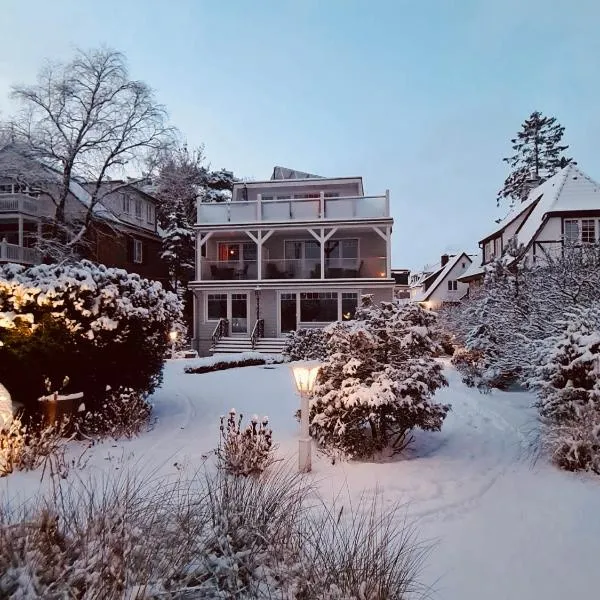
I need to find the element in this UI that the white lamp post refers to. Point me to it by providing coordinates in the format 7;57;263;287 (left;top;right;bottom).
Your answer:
0;382;12;430
291;362;321;473
169;330;178;359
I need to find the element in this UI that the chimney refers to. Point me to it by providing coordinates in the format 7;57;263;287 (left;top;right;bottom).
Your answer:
441;254;450;267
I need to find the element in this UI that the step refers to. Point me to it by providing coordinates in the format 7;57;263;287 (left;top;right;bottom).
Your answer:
212;336;287;355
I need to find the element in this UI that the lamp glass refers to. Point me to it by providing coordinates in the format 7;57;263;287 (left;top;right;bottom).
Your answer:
291;363;321;393
169;330;178;342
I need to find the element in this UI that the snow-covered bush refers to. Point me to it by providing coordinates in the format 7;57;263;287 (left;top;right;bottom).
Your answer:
282;327;328;361
184;352;284;374
0;416;70;477
216;409;274;476
78;388;153;440
0;260;181;413
540;403;600;474
0;465;429;598
310;298;450;459
532;306;600;423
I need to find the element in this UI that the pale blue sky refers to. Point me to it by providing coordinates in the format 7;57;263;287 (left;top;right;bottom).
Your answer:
1;0;599;269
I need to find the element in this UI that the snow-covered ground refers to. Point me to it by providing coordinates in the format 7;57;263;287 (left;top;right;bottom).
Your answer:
2;358;600;599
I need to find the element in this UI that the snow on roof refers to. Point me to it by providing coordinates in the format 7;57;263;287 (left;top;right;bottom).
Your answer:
414;252;472;302
456;261;485;282
482;165;600;249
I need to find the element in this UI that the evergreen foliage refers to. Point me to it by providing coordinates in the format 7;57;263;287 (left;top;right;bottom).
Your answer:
310;297;450;459
498;111;572;206
282;327;328;361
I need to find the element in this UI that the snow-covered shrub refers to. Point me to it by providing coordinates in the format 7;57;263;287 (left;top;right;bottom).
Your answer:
0;464;430;598
282;327;328;361
540;404;600;474
0;416;70;477
184;352;284;374
79;388;153;440
0;260;181;413
310;298;450;459
532;306;600;423
216;409;274;476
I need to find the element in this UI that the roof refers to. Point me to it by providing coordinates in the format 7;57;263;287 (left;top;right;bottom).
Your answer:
481;164;600;250
413;252;473;302
456;261;485;282
271;166;323;180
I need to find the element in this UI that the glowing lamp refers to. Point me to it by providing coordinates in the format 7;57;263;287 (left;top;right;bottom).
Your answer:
290;361;321;473
169;330;178;342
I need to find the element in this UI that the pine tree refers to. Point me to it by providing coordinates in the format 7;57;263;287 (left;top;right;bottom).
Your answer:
498;111;573;206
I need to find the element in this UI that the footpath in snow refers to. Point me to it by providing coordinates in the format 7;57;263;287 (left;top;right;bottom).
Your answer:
2;358;600;599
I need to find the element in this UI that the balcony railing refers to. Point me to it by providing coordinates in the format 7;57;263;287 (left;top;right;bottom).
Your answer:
197;194;389;224
0;241;41;265
199;257;388;281
0;195;39;215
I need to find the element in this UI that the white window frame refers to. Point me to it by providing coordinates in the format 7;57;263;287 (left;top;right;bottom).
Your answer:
217;241;257;263
122;194;131;214
146;203;155;224
134;198;143;219
133;239;143;264
205;291;250;324
563;218;600;244
447;280;458;292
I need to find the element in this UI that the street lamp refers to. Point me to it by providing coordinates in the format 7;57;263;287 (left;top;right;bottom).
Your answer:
290;361;321;473
169;330;178;359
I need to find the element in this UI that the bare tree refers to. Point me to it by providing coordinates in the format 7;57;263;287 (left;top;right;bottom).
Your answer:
6;47;175;257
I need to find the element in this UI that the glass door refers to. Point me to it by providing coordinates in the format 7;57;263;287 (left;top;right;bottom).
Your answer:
280;292;297;334
230;293;248;334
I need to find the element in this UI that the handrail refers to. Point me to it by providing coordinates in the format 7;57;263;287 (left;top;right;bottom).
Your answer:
211;318;229;348
250;318;265;350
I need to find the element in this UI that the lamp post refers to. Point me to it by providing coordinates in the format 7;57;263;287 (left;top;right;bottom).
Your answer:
0;382;12;430
169;330;178;359
290;362;321;473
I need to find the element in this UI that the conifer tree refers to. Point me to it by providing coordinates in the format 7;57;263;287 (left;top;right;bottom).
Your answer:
498;111;573;206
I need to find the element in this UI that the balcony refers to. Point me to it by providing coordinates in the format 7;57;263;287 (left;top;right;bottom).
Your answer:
0;195;39;216
197;194;389;225
199;257;388;281
0;241;41;265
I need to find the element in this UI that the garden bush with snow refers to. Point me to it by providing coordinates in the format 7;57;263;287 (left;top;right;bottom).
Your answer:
0;465;430;598
310;297;450;459
282;327;328;361
216;409;274;476
0;260;181;413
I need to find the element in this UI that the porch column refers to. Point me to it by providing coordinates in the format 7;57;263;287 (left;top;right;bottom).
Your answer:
320;227;325;279
18;215;23;247
386;225;391;278
197;232;213;281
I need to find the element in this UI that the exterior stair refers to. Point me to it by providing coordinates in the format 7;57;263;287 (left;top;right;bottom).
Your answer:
212;337;287;355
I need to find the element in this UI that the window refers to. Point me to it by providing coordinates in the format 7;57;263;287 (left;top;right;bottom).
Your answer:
484;240;493;262
582;219;596;244
448;280;458;291
133;239;143;264
341;292;358;320
207;294;227;320
325;239;358;259
284;240;320;260
0;183;39;197
122;194;131;214
324;192;340;198
218;242;256;262
294;192;320;200
135;198;143;219
300;292;338;322
146;203;155;224
0;184;12;194
564;219;579;243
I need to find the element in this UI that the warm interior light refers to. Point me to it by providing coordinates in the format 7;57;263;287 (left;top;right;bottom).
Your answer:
379;272;386;277
169;330;178;342
291;363;321;393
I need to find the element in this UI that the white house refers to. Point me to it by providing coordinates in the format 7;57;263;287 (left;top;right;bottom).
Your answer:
459;164;600;287
411;253;474;309
190;167;395;355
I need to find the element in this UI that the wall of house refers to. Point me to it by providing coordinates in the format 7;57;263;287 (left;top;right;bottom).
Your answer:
100;188;158;233
427;258;472;309
86;223;168;285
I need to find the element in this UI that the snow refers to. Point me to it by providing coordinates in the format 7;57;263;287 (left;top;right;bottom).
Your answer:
2;359;600;599
413;252;471;302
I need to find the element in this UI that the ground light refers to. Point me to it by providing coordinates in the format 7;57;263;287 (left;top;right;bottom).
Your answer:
169;330;178;358
290;362;321;473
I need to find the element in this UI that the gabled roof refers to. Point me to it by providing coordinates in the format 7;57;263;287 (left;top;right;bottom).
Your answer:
413;252;473;302
481;164;600;249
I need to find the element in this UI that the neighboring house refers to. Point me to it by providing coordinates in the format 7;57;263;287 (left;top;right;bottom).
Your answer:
458;164;600;288
190;166;395;355
0;145;167;285
391;268;410;299
411;253;473;310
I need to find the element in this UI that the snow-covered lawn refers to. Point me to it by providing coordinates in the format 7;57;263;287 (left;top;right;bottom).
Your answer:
3;358;600;599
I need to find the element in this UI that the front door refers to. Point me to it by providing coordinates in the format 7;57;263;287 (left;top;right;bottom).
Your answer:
280;292;297;334
230;293;248;334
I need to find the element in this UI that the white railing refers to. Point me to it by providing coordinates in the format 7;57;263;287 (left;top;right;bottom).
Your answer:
197;194;389;224
0;241;41;264
0;195;39;215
